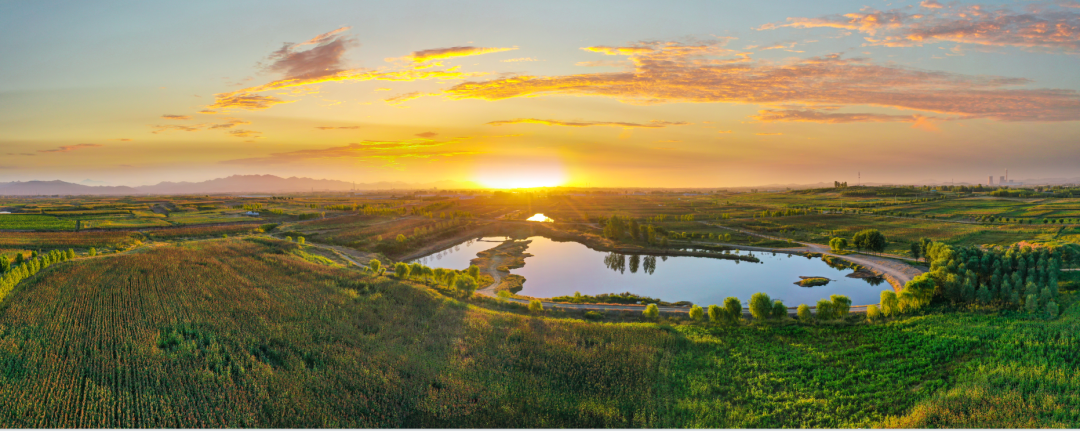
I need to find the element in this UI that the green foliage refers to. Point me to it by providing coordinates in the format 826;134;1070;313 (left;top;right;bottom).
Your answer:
643;303;659;319
749;293;772;321
880;290;898;317
688;304;704;321
866;304;882;321
394;262;410;279
367;259;381;274
816;298;834;320
707;304;724;323
829;237;847;252
852;229;887;253
88;247;96;257
771;300;787;319
453;275;477;297
797;304;812;321
527;299;543;312
830;295;852;318
723;297;742;324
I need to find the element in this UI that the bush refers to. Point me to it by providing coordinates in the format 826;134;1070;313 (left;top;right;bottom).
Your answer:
816;299;834;320
88;248;97;257
394;262;410;279
867;304;882;321
527;299;543;312
1046;300;1059;318
771;300;787;319
368;259;381;274
688;304;704;321
454;276;477;297
584;310;603;320
880;291;898;316
707;304;723;323
723;297;742;323
749;293;772;321
831;295;852;318
797;304;812;321
643;303;659;319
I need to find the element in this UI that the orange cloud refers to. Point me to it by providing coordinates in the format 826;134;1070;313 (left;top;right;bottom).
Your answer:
415;131;438;138
384;91;430;105
408;46;517;63
486;118;691;128
582;46;655;55
151;124;204;134
207;93;293;111
753;108;949;131
209;118;251;129
227;129;263;139
431;41;1080;121
38;143;104;153
764;4;1080;53
161;115;192;120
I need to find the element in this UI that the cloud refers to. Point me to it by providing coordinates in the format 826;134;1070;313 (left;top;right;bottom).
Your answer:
262;26;355;79
209;118;251;129
315;126;360;130
752;108;948;131
384;91;430;105
582;46;656;55
415;131;438;138
762;3;1080;53
756;133;783;136
112;138;133;141
161;115;192;120
501;57;538;62
221;138;475;166
486;118;691;128
151;124;204;134
430;41;1080;121
408;46;517;63
227;129;263;139
38;143;104;153
207;93;293;111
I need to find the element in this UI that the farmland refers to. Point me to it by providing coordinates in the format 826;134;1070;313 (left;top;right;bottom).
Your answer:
0;238;1077;427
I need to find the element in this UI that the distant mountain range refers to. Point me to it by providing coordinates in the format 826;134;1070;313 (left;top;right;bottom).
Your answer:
0;175;483;196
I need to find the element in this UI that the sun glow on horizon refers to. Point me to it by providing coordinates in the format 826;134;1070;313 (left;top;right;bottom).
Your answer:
474;159;567;189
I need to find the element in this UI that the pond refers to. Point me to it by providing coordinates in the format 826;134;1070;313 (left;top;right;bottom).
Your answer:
416;236;887;306
410;236;511;270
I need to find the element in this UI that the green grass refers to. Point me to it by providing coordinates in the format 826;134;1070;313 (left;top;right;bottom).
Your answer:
0;215;77;231
3;238;1079;427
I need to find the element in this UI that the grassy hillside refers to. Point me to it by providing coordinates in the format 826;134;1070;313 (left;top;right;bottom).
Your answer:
0;238;1077;427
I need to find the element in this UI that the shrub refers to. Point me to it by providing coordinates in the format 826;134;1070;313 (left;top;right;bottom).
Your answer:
368;259;381;274
749;293;772;321
1046;300;1059;318
88;248;97;257
454;276;477;297
394;262;410;279
467;265;480;280
298;237;306;245
771;300;787;319
831;295;852;318
723;297;742;323
797;304;812;321
707;304;724;323
688;304;704;321
816;299;834;320
867;304;882;321
880;291;898;316
584;310;603;320
643;303;659;319
527;299;543;312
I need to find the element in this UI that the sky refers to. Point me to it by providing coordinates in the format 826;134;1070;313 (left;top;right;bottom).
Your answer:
1;0;1079;188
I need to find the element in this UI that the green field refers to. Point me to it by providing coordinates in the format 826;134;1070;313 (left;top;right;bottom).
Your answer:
0;239;1077;427
0;215;77;231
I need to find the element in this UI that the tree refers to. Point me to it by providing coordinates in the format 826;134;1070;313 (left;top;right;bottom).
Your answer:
298;236;305;245
368;259;382;275
285;236;293;242
688;304;704;321
467;265;480;280
708;304;724;323
528;299;543;312
797;304;812;321
976;284;991;304
829;237;848;252
816;298;834;320
1047;300;1059;318
867;304;882;321
394;262;410;279
0;258;9;274
723;297;742;323
66;249;75;260
88;248;96;257
831;295;852;318
771;300;787;319
910;241;922;262
454;276;477;297
880;290;898;316
1025;294;1038;313
409;262;423;280
749;293;772;321
852;229;887;253
396;234;407;243
643;303;659;319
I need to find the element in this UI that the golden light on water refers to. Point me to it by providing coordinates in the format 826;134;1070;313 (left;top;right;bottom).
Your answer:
526;213;554;222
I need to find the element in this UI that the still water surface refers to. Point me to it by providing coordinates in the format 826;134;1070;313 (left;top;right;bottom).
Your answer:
416;236;885;306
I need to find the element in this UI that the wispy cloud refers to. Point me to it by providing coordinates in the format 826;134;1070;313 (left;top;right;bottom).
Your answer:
752;108;947;131
161;115;192;120
38;143;104;153
486;118;691;128
315;126;360;130
407;46;517;63
221;138;477;166
209;118;251;129
430;41;1080;121
151;124;204;134
761;3;1080;53
415;131;438;138
262;26;356;79
227;129;263;139
501;57;538;62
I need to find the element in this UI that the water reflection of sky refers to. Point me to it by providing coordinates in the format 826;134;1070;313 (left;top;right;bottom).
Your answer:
511;237;885;306
410;236;510;270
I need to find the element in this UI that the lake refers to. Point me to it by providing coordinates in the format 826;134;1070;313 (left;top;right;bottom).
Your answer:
416;236;887;306
410;236;512;269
